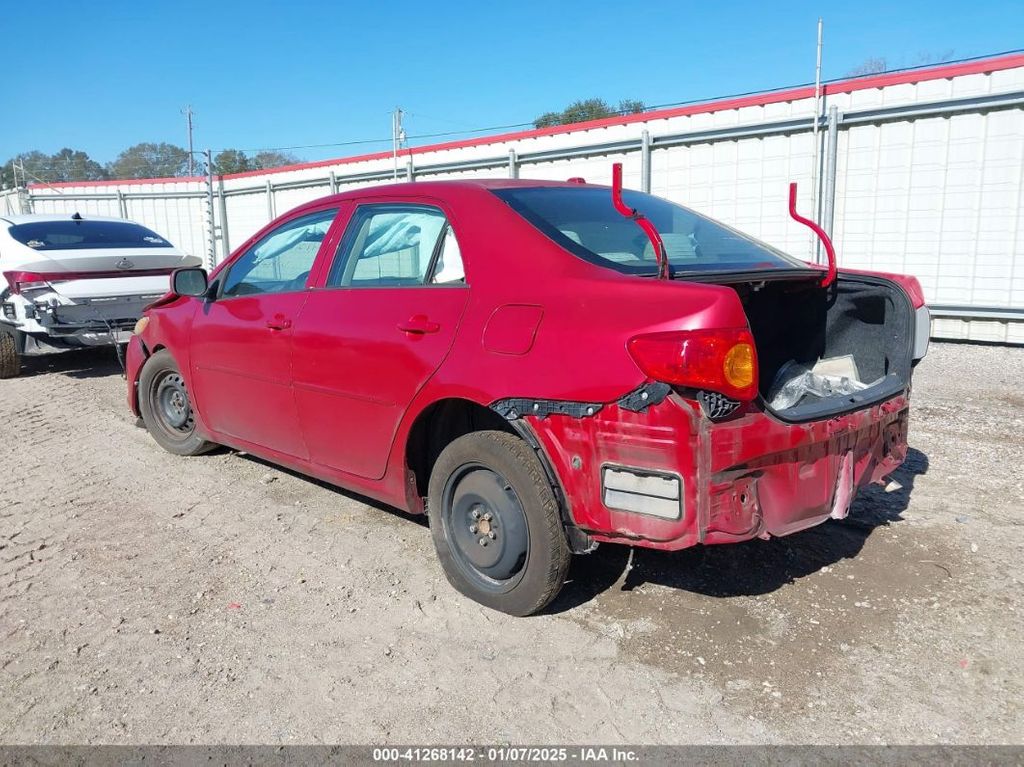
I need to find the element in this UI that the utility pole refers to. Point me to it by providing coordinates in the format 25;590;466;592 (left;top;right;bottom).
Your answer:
204;148;216;268
392;107;405;181
184;105;195;176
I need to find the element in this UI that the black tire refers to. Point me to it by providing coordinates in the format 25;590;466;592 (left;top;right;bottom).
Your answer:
0;328;20;379
138;349;215;456
427;430;571;616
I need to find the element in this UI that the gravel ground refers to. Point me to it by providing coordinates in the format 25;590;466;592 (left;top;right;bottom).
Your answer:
0;342;1021;745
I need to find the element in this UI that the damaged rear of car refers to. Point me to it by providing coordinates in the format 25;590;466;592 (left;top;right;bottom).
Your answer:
0;213;199;378
492;180;927;553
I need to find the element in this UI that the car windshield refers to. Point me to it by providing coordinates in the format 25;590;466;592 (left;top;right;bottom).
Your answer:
8;220;170;250
493;186;805;275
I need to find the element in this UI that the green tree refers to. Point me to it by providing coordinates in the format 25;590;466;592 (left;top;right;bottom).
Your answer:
106;142;193;179
533;111;563;129
534;98;646;129
250;150;298;170
212;149;298;176
617;99;646;115
2;149;108;187
49;148;109;182
212;149;252;175
2;151;49;188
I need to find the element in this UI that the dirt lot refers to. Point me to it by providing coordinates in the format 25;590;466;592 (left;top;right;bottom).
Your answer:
1;342;1022;745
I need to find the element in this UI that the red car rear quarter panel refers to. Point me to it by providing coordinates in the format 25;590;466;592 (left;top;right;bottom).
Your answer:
525;398;703;548
434;277;750;404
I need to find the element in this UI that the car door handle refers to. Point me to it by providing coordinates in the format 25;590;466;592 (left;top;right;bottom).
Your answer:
266;316;292;331
397;315;440;335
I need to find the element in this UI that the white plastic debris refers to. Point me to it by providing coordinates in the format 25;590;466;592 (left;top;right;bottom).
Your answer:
767;356;879;410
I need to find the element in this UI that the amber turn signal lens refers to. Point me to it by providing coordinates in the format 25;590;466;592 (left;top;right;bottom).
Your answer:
723;342;755;389
133;316;149;335
627;328;759;401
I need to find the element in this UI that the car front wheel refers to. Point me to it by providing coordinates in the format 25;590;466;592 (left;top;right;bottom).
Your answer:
427;430;571;616
138;349;215;456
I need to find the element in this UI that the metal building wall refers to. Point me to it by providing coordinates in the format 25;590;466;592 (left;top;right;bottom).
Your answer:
17;55;1024;342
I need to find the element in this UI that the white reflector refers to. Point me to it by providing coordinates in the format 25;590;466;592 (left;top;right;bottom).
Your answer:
602;467;682;520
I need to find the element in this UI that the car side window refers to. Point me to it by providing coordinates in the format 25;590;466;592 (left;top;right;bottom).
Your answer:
327;204;462;287
221;208;338;298
431;225;465;284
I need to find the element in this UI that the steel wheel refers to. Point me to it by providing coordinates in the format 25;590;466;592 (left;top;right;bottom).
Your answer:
151;371;195;438
441;463;530;592
155;372;195;435
138;349;215;456
427;431;572;616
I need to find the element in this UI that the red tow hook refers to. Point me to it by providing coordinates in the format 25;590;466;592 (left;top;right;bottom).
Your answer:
788;182;837;288
611;163;670;280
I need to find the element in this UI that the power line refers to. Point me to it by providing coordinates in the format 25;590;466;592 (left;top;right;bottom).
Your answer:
9;46;1023;181
214;48;1024;156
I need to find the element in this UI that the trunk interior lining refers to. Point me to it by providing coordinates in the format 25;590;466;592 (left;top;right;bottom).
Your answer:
732;275;913;421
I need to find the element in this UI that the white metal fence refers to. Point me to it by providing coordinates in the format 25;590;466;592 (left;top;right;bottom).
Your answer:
4;53;1023;343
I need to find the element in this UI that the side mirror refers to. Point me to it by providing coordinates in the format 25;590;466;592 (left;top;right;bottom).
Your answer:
171;267;209;298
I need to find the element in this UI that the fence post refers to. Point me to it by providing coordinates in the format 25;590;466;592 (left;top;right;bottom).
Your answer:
329;171;338;194
822;105;840;241
217;176;230;259
265;180;276;222
406;159;414;182
508;149;518;179
204;149;216;269
641;130;652;193
116;190;128;218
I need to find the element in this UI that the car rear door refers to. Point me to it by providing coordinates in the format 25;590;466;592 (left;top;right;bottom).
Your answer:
189;206;342;458
291;200;469;479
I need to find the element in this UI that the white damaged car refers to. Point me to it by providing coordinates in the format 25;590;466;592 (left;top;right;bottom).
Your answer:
0;213;201;378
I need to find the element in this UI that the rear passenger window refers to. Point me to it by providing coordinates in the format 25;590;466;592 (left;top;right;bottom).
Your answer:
327;204;463;287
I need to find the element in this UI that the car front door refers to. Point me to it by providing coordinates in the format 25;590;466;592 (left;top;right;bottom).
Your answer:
189;206;341;458
291;201;469;479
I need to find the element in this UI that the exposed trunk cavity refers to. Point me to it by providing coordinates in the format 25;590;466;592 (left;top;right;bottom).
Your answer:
729;274;914;421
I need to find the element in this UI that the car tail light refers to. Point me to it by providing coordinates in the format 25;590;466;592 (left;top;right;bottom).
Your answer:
627;328;759;401
3;271;49;294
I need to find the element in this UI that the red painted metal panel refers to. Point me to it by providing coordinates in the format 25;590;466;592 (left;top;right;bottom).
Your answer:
292;286;469;479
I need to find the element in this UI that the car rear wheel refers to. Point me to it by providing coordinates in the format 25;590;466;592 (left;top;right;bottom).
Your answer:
427;430;571;616
0;329;20;379
139;349;215;456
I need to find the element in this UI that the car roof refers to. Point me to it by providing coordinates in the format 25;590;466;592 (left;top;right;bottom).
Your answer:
0;213;141;226
324;178;608;201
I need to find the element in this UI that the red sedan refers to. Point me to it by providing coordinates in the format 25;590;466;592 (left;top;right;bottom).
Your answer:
126;174;929;615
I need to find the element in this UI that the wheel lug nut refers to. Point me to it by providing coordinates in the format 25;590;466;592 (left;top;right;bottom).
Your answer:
469;524;478;534
470;509;481;520
478;538;488;547
487;531;496;540
482;512;493;522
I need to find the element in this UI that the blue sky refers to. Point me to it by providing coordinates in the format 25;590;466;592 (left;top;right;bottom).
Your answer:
3;0;1021;164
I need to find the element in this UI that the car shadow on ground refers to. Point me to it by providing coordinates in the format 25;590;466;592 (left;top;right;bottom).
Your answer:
17;348;125;380
226;450;430;529
547;447;929;614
